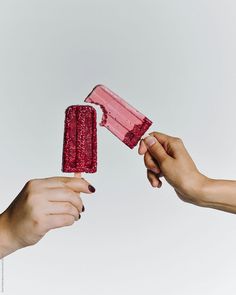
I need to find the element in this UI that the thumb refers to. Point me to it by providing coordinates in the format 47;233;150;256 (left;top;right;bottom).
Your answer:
144;135;169;164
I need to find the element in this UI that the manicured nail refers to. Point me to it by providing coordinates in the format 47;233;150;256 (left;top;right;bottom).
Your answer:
88;185;96;193
82;205;85;212
144;136;157;147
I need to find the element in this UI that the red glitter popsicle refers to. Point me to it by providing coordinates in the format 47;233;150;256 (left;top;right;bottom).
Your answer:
62;105;97;173
85;85;152;149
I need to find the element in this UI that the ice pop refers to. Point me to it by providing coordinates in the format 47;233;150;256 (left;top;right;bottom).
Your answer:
62;105;97;173
85;85;152;149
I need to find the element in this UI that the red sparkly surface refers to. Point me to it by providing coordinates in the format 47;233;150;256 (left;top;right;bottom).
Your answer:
62;105;97;173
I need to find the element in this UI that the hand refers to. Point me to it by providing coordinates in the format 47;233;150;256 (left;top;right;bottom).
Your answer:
138;132;209;206
0;177;95;258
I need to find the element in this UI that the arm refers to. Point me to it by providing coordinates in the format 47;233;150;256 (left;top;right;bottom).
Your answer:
0;177;95;258
201;178;236;213
0;212;19;258
139;132;236;214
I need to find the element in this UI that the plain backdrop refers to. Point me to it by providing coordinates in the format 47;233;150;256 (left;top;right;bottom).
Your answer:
1;0;236;294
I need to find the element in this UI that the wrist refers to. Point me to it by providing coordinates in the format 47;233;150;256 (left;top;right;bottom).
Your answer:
0;211;21;258
197;177;228;209
197;178;236;213
181;173;213;207
196;176;215;206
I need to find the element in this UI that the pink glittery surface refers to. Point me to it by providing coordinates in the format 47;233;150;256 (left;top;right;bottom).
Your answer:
123;117;152;149
85;85;152;149
62;105;97;173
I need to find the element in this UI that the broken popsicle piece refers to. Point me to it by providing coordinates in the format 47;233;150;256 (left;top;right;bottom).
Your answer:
85;85;152;149
62;105;97;173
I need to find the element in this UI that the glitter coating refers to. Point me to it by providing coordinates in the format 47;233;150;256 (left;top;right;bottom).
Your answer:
123;117;152;149
62;105;97;173
85;85;152;149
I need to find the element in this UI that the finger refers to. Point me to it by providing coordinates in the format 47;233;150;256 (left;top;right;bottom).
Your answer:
168;138;192;159
150;132;187;159
147;170;162;188
65;178;96;194
41;176;81;186
144;151;161;173
47;214;77;230
47;202;80;220
39;177;96;194
144;135;169;164
138;139;148;155
46;189;83;211
149;132;172;145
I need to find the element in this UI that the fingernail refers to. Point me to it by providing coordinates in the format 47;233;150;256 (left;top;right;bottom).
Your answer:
144;136;157;147
152;181;158;188
151;167;159;174
79;214;81;219
88;185;96;193
82;205;85;212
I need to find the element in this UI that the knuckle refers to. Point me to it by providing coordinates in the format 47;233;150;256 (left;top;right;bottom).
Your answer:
154;144;164;154
32;214;48;233
173;137;183;144
26;179;36;190
150;132;156;137
25;179;42;193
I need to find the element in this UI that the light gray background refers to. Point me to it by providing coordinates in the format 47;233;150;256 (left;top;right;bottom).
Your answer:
1;0;236;294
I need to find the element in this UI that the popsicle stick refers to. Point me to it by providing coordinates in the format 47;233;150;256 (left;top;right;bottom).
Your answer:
74;173;81;178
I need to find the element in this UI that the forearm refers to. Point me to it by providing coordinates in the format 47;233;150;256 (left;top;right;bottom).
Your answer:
0;212;20;258
201;178;236;214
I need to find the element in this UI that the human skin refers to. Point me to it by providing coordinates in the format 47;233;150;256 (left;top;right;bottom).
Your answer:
139;132;236;214
0;177;96;258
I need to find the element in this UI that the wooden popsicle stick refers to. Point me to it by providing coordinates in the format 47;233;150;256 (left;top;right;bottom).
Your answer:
74;173;81;178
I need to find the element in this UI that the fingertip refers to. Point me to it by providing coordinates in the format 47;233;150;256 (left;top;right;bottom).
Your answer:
152;179;163;188
138;139;148;155
151;182;158;188
144;135;158;148
138;147;143;155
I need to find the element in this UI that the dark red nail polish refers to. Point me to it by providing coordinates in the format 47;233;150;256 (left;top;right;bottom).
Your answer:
82;205;85;212
88;185;96;193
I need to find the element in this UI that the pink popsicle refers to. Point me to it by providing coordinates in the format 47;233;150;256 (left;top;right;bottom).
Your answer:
85;85;152;149
62;105;97;173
